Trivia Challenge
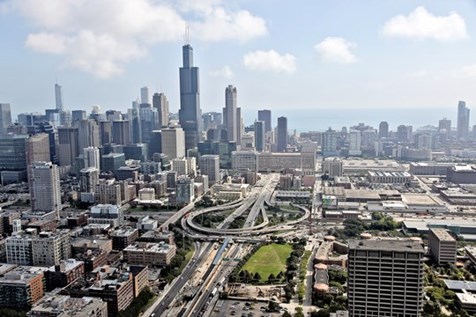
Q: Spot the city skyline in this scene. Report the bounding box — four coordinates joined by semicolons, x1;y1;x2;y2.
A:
1;1;476;122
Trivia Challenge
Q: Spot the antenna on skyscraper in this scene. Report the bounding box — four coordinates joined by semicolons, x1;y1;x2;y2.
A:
184;24;190;45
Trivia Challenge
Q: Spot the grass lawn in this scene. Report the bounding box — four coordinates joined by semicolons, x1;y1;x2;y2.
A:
241;243;292;282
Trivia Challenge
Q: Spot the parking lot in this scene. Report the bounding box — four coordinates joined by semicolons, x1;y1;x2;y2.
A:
209;299;284;317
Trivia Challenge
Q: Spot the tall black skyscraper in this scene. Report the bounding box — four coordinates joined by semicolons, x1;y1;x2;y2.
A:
277;116;288;152
179;44;202;151
457;100;470;140
258;109;271;133
254;121;265;152
378;121;389;139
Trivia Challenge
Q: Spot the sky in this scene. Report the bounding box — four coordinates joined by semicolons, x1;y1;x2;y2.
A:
1;0;476;129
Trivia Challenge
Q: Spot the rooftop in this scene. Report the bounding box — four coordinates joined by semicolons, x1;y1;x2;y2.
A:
348;238;425;253
430;228;455;242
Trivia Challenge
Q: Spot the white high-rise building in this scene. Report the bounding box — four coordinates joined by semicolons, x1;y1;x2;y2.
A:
348;129;362;156
83;146;100;170
140;86;150;104
153;92;170;127
32;162;61;215
171;158;188;176
224;85;238;144
55;83;63;110
161;126;185;159
0;103;12;135
231;151;258;171
199;155;220;184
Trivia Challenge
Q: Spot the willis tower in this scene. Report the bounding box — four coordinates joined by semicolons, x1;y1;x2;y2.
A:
179;44;202;151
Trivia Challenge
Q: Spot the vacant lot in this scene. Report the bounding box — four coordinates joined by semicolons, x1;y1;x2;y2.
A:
241;243;292;282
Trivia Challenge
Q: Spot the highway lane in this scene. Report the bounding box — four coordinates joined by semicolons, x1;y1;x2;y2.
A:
151;242;211;317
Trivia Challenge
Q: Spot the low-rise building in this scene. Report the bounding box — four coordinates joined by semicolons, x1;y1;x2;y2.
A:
29;295;108;317
123;242;176;267
111;228;139;251
428;229;457;264
44;259;85;291
0;266;45;309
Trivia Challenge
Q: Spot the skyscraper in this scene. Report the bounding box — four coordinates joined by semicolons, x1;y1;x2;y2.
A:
179;44;202;151
258;109;272;133
55;84;63;111
153;92;170;128
223;85;239;144
83;147;100;170
0;103;12;135
348;239;424;317
140;86;150;105
457;100;470;140
378;121;389;139
31;162;61;215
112;120;131;145
199;155;220;184
277;116;288;152
254;121;265;152
161;126;185;159
57;127;80;167
438;118;451;132
26;134;51;211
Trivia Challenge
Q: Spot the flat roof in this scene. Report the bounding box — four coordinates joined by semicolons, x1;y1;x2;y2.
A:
430;228;455;241
348;239;424;253
444;279;476;291
402;194;440;206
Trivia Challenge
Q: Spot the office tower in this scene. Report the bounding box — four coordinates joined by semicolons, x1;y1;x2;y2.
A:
236;107;243;146
0;103;12;135
348;239;424;317
123;143;148;161
179;44;202;151
59;110;72;126
83;146;100;170
254;121;265;152
396;125;413;142
199;155;220;184
175;176;194;205
348;129;362;156
171;158;189;176
101;153;125;174
231;151;258;171
140;86;149;105
128;108;141;144
161;126;185;159
438;118;451;132
153;92;170;128
138;103;159;143
457;101;470;140
149;130;162;157
322;129;339;157
71;110;87;124
55;83;63;111
378;121;389;139
78;119;100;150
26;134;51;210
277;116;288;152
57;127;80;167
80;167;99;193
99;120;112;145
106;110;122;121
223;85;240;145
258;109;272;133
31;162;61;215
202;112;222;131
428;228;457;264
112;120;131;145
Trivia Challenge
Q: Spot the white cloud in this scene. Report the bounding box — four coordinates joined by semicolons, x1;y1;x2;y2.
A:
381;6;468;41
406;69;428;78
209;65;234;78
314;37;358;63
3;0;267;78
243;50;296;73
461;64;476;77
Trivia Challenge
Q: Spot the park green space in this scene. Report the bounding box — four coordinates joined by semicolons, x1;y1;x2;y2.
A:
241;243;292;281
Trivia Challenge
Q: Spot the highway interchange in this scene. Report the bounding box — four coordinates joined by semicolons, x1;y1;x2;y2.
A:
146;173;314;317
